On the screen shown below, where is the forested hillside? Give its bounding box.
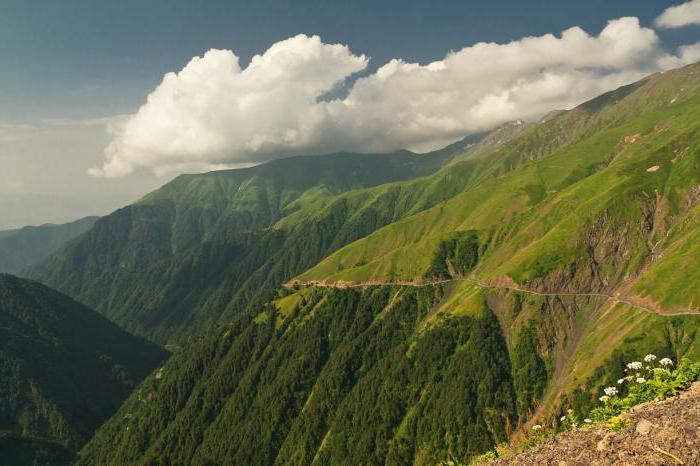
[78,281,700,466]
[32,64,700,350]
[29,132,524,344]
[72,63,700,465]
[0,274,167,459]
[79,285,516,465]
[0,216,97,275]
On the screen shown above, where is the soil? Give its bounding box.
[492,382,700,465]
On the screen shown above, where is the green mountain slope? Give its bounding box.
[0,216,98,275]
[0,274,168,455]
[78,286,516,466]
[29,143,518,344]
[298,64,700,296]
[78,282,700,466]
[75,63,700,464]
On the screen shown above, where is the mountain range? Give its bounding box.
[3,62,699,465]
[0,217,98,275]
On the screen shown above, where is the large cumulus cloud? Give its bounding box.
[91,18,693,177]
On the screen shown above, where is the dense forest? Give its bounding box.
[0,274,167,459]
[79,286,522,465]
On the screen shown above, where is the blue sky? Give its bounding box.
[1,0,699,228]
[2,0,696,121]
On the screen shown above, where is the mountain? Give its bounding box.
[0,216,98,275]
[0,273,168,460]
[29,144,519,345]
[76,63,700,465]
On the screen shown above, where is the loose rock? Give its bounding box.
[492,382,700,465]
[635,419,653,435]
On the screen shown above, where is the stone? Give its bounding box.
[597,433,613,451]
[635,419,653,435]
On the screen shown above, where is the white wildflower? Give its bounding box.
[584,418,592,423]
[659,358,674,367]
[644,354,656,362]
[532,424,542,431]
[617,378,625,385]
[652,367,664,373]
[603,387,618,396]
[636,377,646,384]
[627,361,643,370]
[599,395,610,402]
[560,416,566,422]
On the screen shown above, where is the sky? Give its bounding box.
[1,0,700,229]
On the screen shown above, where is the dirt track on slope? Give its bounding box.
[286,276,699,317]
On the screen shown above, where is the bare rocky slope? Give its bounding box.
[493,382,700,465]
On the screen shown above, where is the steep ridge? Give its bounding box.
[33,70,666,346]
[78,64,700,465]
[28,129,525,344]
[0,216,98,275]
[78,285,517,465]
[0,274,167,454]
[298,63,700,300]
[77,282,700,466]
[292,61,700,427]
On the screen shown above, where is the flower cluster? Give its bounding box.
[626,361,643,371]
[600,355,676,404]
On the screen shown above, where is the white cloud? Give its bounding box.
[679,42,700,63]
[91,19,687,178]
[90,35,368,177]
[655,0,700,29]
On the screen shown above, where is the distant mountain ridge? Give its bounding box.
[0,216,98,275]
[29,142,520,344]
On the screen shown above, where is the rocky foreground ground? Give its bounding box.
[493,382,700,465]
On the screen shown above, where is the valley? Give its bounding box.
[3,52,700,465]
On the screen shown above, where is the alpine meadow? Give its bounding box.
[2,1,700,465]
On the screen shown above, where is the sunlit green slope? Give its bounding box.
[75,63,700,465]
[297,63,700,313]
[29,129,526,344]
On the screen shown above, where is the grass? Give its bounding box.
[296,90,700,298]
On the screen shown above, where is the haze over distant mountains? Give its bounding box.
[0,217,98,275]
